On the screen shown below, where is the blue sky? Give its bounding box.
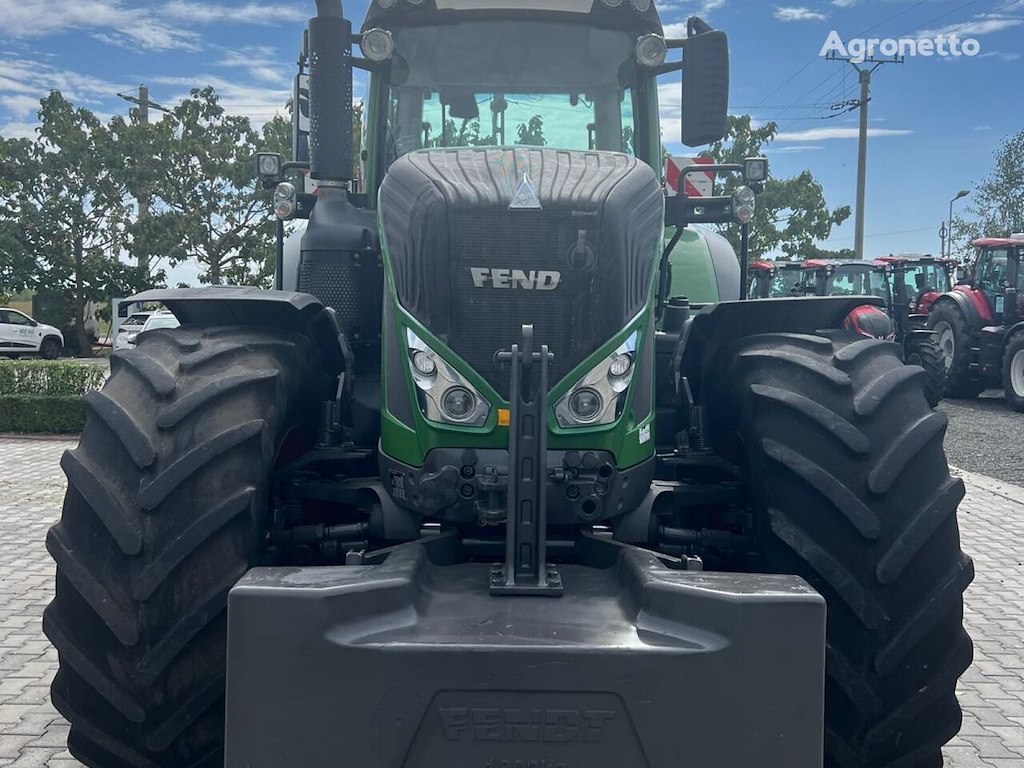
[1,0,1021,266]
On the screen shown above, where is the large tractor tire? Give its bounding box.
[44,325,324,768]
[720,334,973,768]
[929,304,984,399]
[904,333,947,408]
[1003,332,1024,412]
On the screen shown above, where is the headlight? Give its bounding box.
[636,34,667,67]
[441,387,477,422]
[744,157,768,183]
[360,28,394,62]
[274,182,296,220]
[555,331,639,428]
[411,349,436,376]
[733,185,756,225]
[609,352,633,380]
[406,329,490,427]
[569,388,604,423]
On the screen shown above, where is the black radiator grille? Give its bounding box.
[299,255,383,343]
[448,208,600,399]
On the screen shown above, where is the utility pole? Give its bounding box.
[827,53,902,260]
[118,85,171,277]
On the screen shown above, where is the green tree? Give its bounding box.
[2,92,139,354]
[516,116,546,147]
[0,137,38,303]
[700,115,851,261]
[141,87,277,286]
[951,129,1024,260]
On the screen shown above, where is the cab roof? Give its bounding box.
[873,254,952,264]
[803,259,873,268]
[362,0,664,35]
[974,237,1024,248]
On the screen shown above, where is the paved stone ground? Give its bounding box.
[0,437,1021,767]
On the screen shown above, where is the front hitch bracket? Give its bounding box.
[490,325,563,596]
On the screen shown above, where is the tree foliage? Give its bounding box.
[951,129,1024,260]
[1,92,141,354]
[702,115,852,261]
[132,87,277,287]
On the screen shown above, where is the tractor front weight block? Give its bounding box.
[224,538,825,768]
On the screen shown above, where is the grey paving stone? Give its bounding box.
[0,439,1022,767]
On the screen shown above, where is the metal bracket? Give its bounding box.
[490,325,563,596]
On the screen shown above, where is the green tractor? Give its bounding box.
[45,2,972,768]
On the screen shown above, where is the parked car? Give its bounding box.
[139,311,180,335]
[114,312,153,350]
[0,308,64,359]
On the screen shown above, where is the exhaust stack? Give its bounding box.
[308,0,353,183]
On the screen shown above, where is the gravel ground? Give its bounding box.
[941,391,1024,487]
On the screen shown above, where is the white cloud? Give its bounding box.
[775,127,912,141]
[775,6,827,22]
[151,74,290,129]
[0,120,38,139]
[216,47,290,86]
[831,0,856,6]
[0,0,307,53]
[0,94,41,117]
[918,16,1024,40]
[980,50,1022,61]
[0,0,201,52]
[161,2,307,25]
[769,145,826,153]
[700,0,727,15]
[662,22,688,38]
[0,57,127,111]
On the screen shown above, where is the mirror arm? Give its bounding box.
[649,61,684,76]
[656,227,685,320]
[352,56,389,73]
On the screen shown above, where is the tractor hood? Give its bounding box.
[378,147,664,398]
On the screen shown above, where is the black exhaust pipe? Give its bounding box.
[308,0,353,182]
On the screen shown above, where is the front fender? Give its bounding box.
[678,296,886,391]
[1004,321,1024,348]
[121,287,346,374]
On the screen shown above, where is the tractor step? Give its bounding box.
[225,539,825,768]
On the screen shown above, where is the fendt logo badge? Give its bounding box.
[471,268,561,290]
[439,707,616,743]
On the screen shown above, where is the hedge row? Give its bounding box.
[0,395,87,434]
[0,360,107,397]
[0,359,107,396]
[0,360,106,434]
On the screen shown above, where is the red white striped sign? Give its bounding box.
[666,156,715,198]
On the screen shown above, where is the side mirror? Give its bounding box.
[680,20,729,147]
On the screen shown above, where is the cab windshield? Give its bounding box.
[386,21,637,159]
[828,266,889,298]
[770,268,808,297]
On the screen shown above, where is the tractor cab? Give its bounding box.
[874,254,955,314]
[747,260,810,298]
[969,237,1024,325]
[804,258,891,301]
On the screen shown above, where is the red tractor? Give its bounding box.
[928,235,1024,409]
[874,254,957,315]
[803,259,947,406]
